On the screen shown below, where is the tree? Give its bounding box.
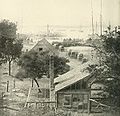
[101,26,120,107]
[17,51,69,92]
[0,19,23,75]
[88,26,120,107]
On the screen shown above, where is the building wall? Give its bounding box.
[56,90,89,112]
[32,41,50,53]
[55,79,91,112]
[31,39,59,56]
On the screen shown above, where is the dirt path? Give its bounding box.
[59,51,82,70]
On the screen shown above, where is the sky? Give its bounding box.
[0,0,119,34]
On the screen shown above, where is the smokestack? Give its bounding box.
[47,24,50,37]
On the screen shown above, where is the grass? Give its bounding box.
[0,51,120,116]
[0,62,51,116]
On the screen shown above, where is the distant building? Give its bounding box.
[30,38,59,56]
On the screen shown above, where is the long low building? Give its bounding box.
[54,61,97,113]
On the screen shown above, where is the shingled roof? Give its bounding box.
[55,71,90,92]
[54,61,94,92]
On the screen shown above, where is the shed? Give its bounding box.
[54,61,95,113]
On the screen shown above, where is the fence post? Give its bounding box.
[0,92,4,115]
[7,81,9,92]
[13,79,15,88]
[36,103,38,109]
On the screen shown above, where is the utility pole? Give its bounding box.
[49,55,54,91]
[49,54,55,109]
[100,0,103,36]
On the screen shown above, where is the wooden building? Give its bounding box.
[54,62,95,113]
[30,38,59,56]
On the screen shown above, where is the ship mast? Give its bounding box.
[96,21,98,34]
[91,0,94,35]
[100,0,103,36]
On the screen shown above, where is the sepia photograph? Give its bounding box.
[0,0,120,115]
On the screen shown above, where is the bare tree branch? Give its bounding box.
[112,47,120,59]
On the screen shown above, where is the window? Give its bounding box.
[39,48,43,51]
[72,94,78,108]
[82,81,87,89]
[63,95,72,107]
[26,49,28,52]
[79,94,88,110]
[83,94,88,103]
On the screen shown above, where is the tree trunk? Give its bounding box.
[8,61,11,76]
[34,78,41,93]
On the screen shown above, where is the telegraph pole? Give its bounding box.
[49,55,54,91]
[49,54,55,109]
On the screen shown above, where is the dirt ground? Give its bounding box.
[0,51,120,116]
[0,62,51,116]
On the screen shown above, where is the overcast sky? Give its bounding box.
[0,0,119,33]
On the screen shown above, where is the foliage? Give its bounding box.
[88,26,120,107]
[52,39,83,48]
[18,51,69,79]
[17,51,69,92]
[0,19,23,75]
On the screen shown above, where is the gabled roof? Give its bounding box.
[55,70,90,92]
[55,61,94,92]
[54,61,93,84]
[30,38,59,56]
